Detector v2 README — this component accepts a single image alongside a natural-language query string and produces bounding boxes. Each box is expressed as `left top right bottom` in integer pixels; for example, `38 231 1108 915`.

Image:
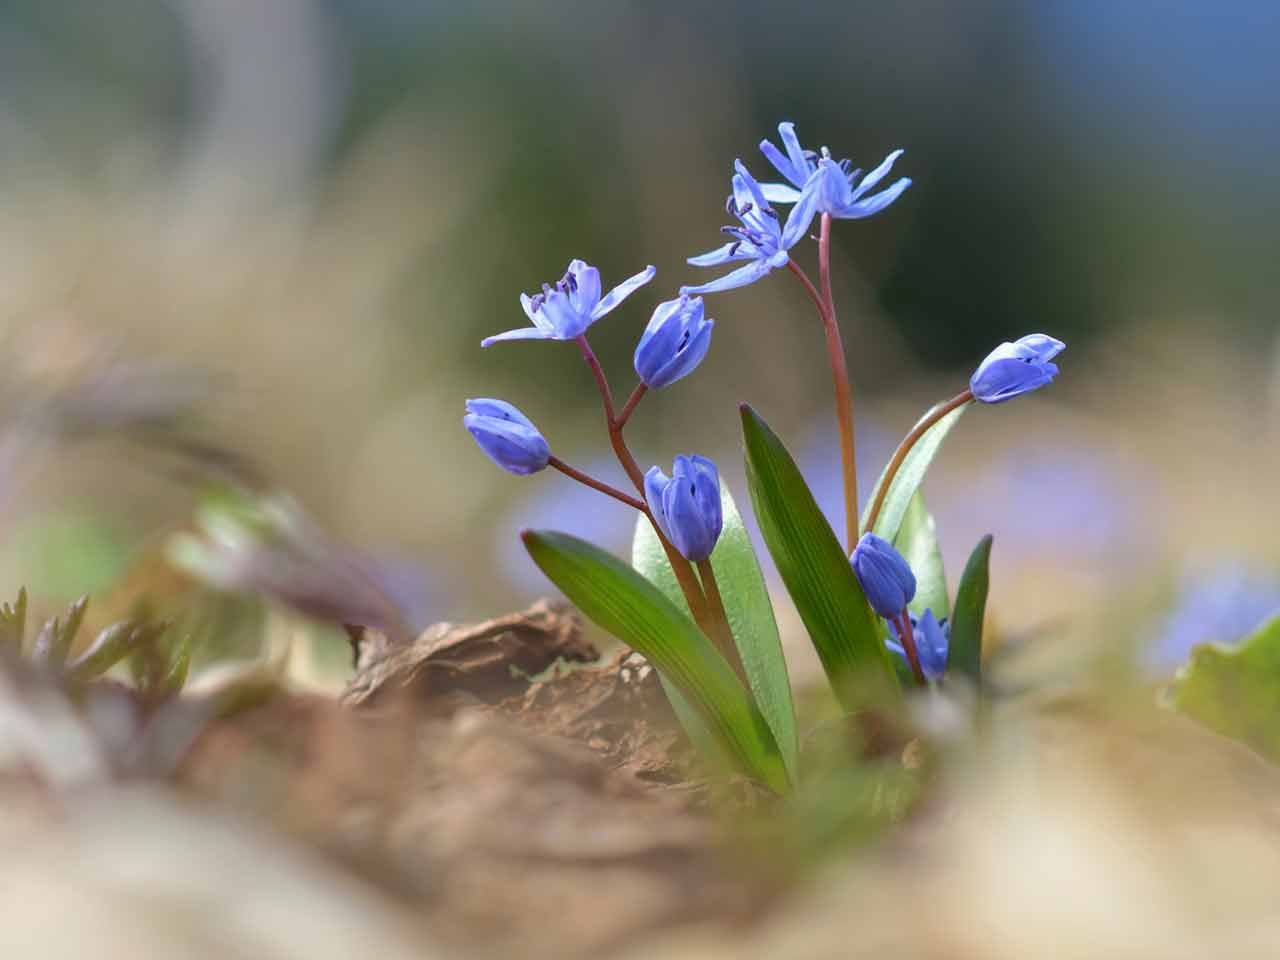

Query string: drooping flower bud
887 609 950 682
970 334 1065 404
633 296 715 389
464 398 550 475
850 532 917 618
644 455 723 562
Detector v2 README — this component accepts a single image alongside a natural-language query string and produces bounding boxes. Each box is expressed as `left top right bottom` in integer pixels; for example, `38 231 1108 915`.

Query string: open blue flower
969 334 1065 404
633 296 714 389
758 122 912 219
644 455 723 562
483 259 655 347
887 609 950 682
680 160 819 296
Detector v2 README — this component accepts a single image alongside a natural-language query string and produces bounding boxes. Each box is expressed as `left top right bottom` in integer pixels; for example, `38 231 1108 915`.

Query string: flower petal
850 149 905 202
836 177 912 220
1015 333 1066 362
733 160 772 213
520 292 540 323
591 264 656 320
778 122 810 185
481 326 559 347
679 259 775 296
687 241 753 267
648 318 713 389
760 182 804 205
464 398 538 430
780 174 822 249
759 135 805 189
643 466 670 534
566 260 601 314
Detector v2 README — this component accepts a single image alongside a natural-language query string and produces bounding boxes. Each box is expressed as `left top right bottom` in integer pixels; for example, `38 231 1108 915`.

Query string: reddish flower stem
575 335 711 630
615 383 647 430
862 389 975 534
548 456 645 510
788 222 860 554
895 610 927 686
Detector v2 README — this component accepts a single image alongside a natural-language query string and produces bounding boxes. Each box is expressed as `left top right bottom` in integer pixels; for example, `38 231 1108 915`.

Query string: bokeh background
1 0 1278 677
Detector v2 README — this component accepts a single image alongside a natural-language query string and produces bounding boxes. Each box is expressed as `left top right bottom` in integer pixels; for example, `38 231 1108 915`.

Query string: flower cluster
466 118 1066 700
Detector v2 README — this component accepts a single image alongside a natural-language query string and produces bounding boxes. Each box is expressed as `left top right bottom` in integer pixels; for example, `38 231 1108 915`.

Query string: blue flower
464 398 550 475
758 122 912 218
644 455 723 562
969 334 1065 404
850 532 917 618
482 259 655 347
680 160 819 296
633 296 715 389
1145 564 1280 674
887 609 950 682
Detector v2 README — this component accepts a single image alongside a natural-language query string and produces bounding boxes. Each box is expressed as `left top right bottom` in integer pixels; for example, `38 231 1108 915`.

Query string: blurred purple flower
888 609 950 682
1145 564 1280 674
681 161 819 296
758 122 912 218
482 259 655 347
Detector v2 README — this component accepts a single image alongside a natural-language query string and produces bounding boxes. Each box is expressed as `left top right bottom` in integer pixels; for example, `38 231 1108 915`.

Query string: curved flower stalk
482 259 655 347
864 334 1067 535
681 161 819 296
758 121 912 219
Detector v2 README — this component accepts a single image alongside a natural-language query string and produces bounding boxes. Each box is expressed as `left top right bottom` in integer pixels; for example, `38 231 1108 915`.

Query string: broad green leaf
895 493 948 620
949 535 992 683
1170 614 1280 763
741 405 899 711
861 402 967 544
523 529 789 792
633 484 798 780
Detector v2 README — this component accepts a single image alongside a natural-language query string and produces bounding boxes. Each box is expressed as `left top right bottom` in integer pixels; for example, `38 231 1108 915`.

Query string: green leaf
949 535 992 684
741 405 899 711
1170 614 1280 763
895 493 948 620
523 529 789 792
633 483 798 780
861 402 967 544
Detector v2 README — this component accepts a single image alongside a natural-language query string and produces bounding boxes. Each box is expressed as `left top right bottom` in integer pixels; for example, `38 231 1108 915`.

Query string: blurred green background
0 1 1277 661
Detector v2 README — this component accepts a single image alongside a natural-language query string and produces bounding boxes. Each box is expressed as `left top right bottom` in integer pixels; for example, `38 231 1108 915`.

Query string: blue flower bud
633 296 715 389
643 455 723 562
850 532 917 618
970 334 1065 404
464 398 550 476
887 609 950 682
